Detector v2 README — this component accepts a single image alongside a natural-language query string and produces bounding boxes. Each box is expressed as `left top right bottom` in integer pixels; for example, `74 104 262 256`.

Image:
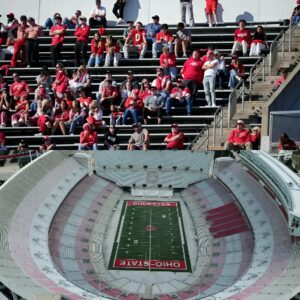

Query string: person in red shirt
160 46 177 80
11 93 30 127
87 32 105 67
181 50 204 102
9 73 30 103
49 15 66 67
225 119 252 151
52 63 69 99
10 15 28 68
272 69 288 92
100 80 119 112
231 19 251 56
278 132 298 151
164 123 185 150
51 99 70 135
205 0 218 27
74 16 90 66
152 23 174 58
139 78 151 102
122 89 143 124
104 35 122 67
40 136 55 151
0 87 10 127
152 67 172 102
228 56 245 89
166 78 191 116
123 22 147 59
79 123 98 150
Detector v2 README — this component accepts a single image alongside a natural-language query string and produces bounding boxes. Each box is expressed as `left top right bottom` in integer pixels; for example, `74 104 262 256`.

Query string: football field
109 200 191 272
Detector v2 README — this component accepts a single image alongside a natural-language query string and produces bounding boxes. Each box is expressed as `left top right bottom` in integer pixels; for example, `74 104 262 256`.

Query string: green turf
109 201 191 272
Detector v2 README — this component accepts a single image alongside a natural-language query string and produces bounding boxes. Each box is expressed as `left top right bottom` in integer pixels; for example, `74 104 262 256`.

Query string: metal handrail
249 55 266 101
213 106 223 146
269 29 286 75
186 126 209 150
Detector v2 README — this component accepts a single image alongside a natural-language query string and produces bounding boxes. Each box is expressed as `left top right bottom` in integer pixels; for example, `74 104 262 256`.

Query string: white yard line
177 204 187 270
149 208 152 272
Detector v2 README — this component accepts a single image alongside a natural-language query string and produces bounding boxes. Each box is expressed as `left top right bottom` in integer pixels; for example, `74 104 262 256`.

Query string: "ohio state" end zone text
127 201 177 207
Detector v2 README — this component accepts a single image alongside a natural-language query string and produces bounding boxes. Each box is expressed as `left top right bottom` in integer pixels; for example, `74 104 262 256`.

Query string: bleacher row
0 21 287 149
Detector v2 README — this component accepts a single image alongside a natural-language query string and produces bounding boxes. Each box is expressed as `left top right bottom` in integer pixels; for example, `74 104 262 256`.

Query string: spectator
58 99 81 135
0 38 14 60
120 70 139 90
44 12 61 29
225 119 252 151
79 123 98 150
152 23 174 59
52 63 69 99
51 99 70 135
36 99 53 135
31 83 50 115
128 122 149 150
87 32 105 67
104 35 122 67
89 0 107 28
96 70 117 101
0 75 7 92
0 131 7 152
160 47 177 80
205 0 218 27
202 50 218 106
250 26 268 57
139 78 151 102
166 78 191 116
272 69 288 92
214 50 227 89
152 67 172 103
86 100 104 128
104 125 120 150
278 132 298 151
174 22 191 58
9 73 30 104
74 16 90 66
17 139 28 151
0 88 10 127
113 0 127 24
77 87 92 111
180 50 204 102
122 89 143 124
180 0 195 27
228 56 245 90
35 66 53 97
231 20 251 56
143 85 164 125
121 20 134 47
100 79 119 112
71 65 92 96
5 13 19 41
290 0 300 25
164 123 185 150
11 94 30 127
0 18 7 47
40 136 55 151
145 15 161 47
63 10 81 29
10 15 28 68
120 81 134 105
123 22 147 59
250 126 261 150
49 15 66 67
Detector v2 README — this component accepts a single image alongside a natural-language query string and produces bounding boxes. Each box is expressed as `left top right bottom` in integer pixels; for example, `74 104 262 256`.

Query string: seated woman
87 32 106 67
59 99 81 135
86 100 105 128
160 46 177 80
250 26 268 57
104 35 122 67
228 56 245 89
68 65 92 97
11 93 30 127
122 89 143 124
278 132 298 151
139 78 151 103
51 99 70 135
78 123 98 150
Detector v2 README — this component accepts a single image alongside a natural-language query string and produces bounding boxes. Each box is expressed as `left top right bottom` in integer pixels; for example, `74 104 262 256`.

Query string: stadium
0 150 300 300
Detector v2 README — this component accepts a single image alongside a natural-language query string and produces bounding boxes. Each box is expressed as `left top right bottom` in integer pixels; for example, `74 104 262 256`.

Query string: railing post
242 81 245 109
269 47 272 76
213 112 216 146
228 93 231 129
289 20 292 53
262 56 265 82
249 69 253 101
282 32 285 60
220 108 223 141
206 127 209 150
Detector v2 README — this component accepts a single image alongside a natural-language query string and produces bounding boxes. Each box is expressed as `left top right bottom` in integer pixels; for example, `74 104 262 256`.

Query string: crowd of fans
0 0 299 151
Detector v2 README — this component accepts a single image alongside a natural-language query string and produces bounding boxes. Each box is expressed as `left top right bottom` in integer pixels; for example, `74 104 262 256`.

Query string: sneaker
182 54 187 58
11 121 19 127
113 64 118 67
139 56 144 60
103 64 108 67
95 64 100 67
34 132 43 136
117 18 124 25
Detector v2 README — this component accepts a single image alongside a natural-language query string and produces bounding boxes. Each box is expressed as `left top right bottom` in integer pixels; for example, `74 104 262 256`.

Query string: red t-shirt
234 28 252 44
74 24 90 42
153 76 172 92
139 88 151 102
50 24 66 46
78 96 92 107
166 131 184 149
80 130 98 147
124 96 143 110
91 39 105 55
160 53 177 68
278 139 298 151
128 29 146 45
170 87 191 99
9 81 29 97
156 31 174 42
228 128 251 144
181 57 204 84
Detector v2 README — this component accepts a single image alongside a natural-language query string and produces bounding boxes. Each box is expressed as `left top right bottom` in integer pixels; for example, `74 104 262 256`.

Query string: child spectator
160 46 177 80
87 32 105 67
231 20 251 57
74 16 90 66
152 24 174 59
86 100 104 128
113 0 127 24
104 35 122 67
164 123 185 150
205 0 218 27
122 89 143 124
166 78 191 116
174 22 191 58
139 79 151 102
228 56 245 90
250 26 268 57
128 122 149 150
36 99 53 135
104 125 120 150
278 132 298 151
79 123 98 150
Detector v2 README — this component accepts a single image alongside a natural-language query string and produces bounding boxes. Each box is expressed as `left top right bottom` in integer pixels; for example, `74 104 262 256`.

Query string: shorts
205 0 218 14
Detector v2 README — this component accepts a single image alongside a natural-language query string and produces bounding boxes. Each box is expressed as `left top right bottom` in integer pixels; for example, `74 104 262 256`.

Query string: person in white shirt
89 0 107 28
214 50 227 89
202 50 219 106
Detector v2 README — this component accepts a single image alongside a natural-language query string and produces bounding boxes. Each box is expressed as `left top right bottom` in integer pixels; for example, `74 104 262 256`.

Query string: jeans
75 40 88 66
180 1 195 26
164 67 177 80
69 115 84 134
25 39 39 66
228 69 239 89
112 2 126 19
122 108 139 124
63 17 76 29
44 18 55 29
216 69 227 89
78 144 98 150
166 95 191 115
152 42 173 58
203 76 216 106
87 54 104 66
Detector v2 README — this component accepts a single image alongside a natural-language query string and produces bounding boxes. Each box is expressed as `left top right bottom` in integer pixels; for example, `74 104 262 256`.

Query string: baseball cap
132 122 142 128
127 70 133 74
177 78 183 83
75 10 81 14
28 17 35 22
6 13 14 18
79 16 87 21
127 20 134 24
152 15 159 20
236 119 245 125
12 72 19 78
171 123 179 128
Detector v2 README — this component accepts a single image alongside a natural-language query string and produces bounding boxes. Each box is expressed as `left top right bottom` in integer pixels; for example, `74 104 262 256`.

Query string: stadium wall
0 0 295 25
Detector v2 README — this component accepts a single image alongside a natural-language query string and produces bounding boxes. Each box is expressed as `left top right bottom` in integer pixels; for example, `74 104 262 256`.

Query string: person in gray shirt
128 122 150 150
143 85 164 124
180 0 195 27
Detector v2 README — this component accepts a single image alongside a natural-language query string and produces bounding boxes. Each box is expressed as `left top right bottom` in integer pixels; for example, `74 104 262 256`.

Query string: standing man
74 16 90 66
202 50 218 106
25 17 43 67
10 15 28 68
180 0 195 27
89 0 107 28
113 0 127 24
49 15 66 67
